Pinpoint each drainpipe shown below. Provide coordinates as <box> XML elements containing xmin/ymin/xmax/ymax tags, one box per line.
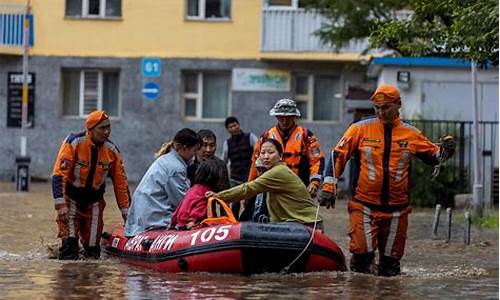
<box><xmin>471</xmin><ymin>60</ymin><xmax>483</xmax><ymax>218</ymax></box>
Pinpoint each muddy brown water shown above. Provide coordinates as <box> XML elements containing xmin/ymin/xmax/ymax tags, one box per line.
<box><xmin>0</xmin><ymin>182</ymin><xmax>498</xmax><ymax>299</ymax></box>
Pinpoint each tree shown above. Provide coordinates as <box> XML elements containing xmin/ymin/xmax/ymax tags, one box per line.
<box><xmin>304</xmin><ymin>0</ymin><xmax>498</xmax><ymax>67</ymax></box>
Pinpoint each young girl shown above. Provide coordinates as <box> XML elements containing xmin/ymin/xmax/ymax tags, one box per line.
<box><xmin>170</xmin><ymin>159</ymin><xmax>228</xmax><ymax>230</ymax></box>
<box><xmin>124</xmin><ymin>128</ymin><xmax>201</xmax><ymax>237</ymax></box>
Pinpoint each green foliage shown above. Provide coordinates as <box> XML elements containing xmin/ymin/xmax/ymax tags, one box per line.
<box><xmin>409</xmin><ymin>160</ymin><xmax>463</xmax><ymax>207</ymax></box>
<box><xmin>477</xmin><ymin>211</ymin><xmax>499</xmax><ymax>230</ymax></box>
<box><xmin>304</xmin><ymin>0</ymin><xmax>499</xmax><ymax>67</ymax></box>
<box><xmin>407</xmin><ymin>119</ymin><xmax>464</xmax><ymax>207</ymax></box>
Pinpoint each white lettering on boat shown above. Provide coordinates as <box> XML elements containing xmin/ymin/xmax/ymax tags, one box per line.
<box><xmin>125</xmin><ymin>235</ymin><xmax>146</xmax><ymax>251</ymax></box>
<box><xmin>150</xmin><ymin>234</ymin><xmax>178</xmax><ymax>252</ymax></box>
<box><xmin>190</xmin><ymin>225</ymin><xmax>231</xmax><ymax>245</ymax></box>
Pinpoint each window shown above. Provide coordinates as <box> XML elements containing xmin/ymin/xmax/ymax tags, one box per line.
<box><xmin>265</xmin><ymin>0</ymin><xmax>306</xmax><ymax>9</ymax></box>
<box><xmin>65</xmin><ymin>0</ymin><xmax>121</xmax><ymax>18</ymax></box>
<box><xmin>293</xmin><ymin>74</ymin><xmax>342</xmax><ymax>122</ymax></box>
<box><xmin>62</xmin><ymin>69</ymin><xmax>120</xmax><ymax>117</ymax></box>
<box><xmin>186</xmin><ymin>0</ymin><xmax>231</xmax><ymax>20</ymax></box>
<box><xmin>183</xmin><ymin>71</ymin><xmax>230</xmax><ymax>119</ymax></box>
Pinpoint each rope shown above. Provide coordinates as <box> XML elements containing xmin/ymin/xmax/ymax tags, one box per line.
<box><xmin>431</xmin><ymin>145</ymin><xmax>450</xmax><ymax>180</ymax></box>
<box><xmin>280</xmin><ymin>200</ymin><xmax>321</xmax><ymax>274</ymax></box>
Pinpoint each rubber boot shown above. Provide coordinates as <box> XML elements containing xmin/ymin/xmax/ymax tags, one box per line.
<box><xmin>58</xmin><ymin>237</ymin><xmax>79</xmax><ymax>260</ymax></box>
<box><xmin>83</xmin><ymin>245</ymin><xmax>101</xmax><ymax>259</ymax></box>
<box><xmin>350</xmin><ymin>252</ymin><xmax>375</xmax><ymax>274</ymax></box>
<box><xmin>378</xmin><ymin>255</ymin><xmax>401</xmax><ymax>276</ymax></box>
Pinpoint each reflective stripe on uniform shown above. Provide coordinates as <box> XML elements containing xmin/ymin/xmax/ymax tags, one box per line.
<box><xmin>68</xmin><ymin>199</ymin><xmax>77</xmax><ymax>238</ymax></box>
<box><xmin>54</xmin><ymin>197</ymin><xmax>65</xmax><ymax>206</ymax></box>
<box><xmin>365</xmin><ymin>146</ymin><xmax>376</xmax><ymax>181</ymax></box>
<box><xmin>363</xmin><ymin>206</ymin><xmax>373</xmax><ymax>252</ymax></box>
<box><xmin>395</xmin><ymin>151</ymin><xmax>410</xmax><ymax>182</ymax></box>
<box><xmin>384</xmin><ymin>211</ymin><xmax>401</xmax><ymax>256</ymax></box>
<box><xmin>73</xmin><ymin>164</ymin><xmax>81</xmax><ymax>186</ymax></box>
<box><xmin>89</xmin><ymin>202</ymin><xmax>100</xmax><ymax>246</ymax></box>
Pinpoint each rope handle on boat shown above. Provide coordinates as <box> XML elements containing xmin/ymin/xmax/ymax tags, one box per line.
<box><xmin>280</xmin><ymin>200</ymin><xmax>321</xmax><ymax>274</ymax></box>
<box><xmin>200</xmin><ymin>196</ymin><xmax>238</xmax><ymax>226</ymax></box>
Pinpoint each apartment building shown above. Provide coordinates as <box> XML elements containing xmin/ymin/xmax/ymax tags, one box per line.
<box><xmin>0</xmin><ymin>0</ymin><xmax>370</xmax><ymax>181</ymax></box>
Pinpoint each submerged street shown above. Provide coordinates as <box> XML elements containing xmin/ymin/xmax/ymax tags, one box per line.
<box><xmin>0</xmin><ymin>181</ymin><xmax>497</xmax><ymax>299</ymax></box>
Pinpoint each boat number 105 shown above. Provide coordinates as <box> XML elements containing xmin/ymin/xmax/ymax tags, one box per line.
<box><xmin>190</xmin><ymin>225</ymin><xmax>231</xmax><ymax>245</ymax></box>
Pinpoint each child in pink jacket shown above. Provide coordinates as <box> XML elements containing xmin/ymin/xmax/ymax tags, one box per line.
<box><xmin>170</xmin><ymin>159</ymin><xmax>228</xmax><ymax>230</ymax></box>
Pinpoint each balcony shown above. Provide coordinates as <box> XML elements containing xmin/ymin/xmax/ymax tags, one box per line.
<box><xmin>261</xmin><ymin>8</ymin><xmax>367</xmax><ymax>53</ymax></box>
<box><xmin>0</xmin><ymin>3</ymin><xmax>33</xmax><ymax>49</ymax></box>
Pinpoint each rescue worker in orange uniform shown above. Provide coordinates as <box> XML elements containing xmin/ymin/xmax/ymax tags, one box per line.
<box><xmin>317</xmin><ymin>84</ymin><xmax>456</xmax><ymax>276</ymax></box>
<box><xmin>248</xmin><ymin>99</ymin><xmax>325</xmax><ymax>196</ymax></box>
<box><xmin>52</xmin><ymin>110</ymin><xmax>130</xmax><ymax>259</ymax></box>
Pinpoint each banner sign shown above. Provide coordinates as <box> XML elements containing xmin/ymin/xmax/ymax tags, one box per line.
<box><xmin>232</xmin><ymin>68</ymin><xmax>290</xmax><ymax>92</ymax></box>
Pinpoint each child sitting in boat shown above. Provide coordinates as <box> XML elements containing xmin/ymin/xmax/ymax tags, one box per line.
<box><xmin>170</xmin><ymin>159</ymin><xmax>228</xmax><ymax>230</ymax></box>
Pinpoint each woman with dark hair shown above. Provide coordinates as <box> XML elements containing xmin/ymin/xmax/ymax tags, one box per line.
<box><xmin>206</xmin><ymin>138</ymin><xmax>322</xmax><ymax>228</ymax></box>
<box><xmin>170</xmin><ymin>159</ymin><xmax>228</xmax><ymax>230</ymax></box>
<box><xmin>125</xmin><ymin>128</ymin><xmax>201</xmax><ymax>237</ymax></box>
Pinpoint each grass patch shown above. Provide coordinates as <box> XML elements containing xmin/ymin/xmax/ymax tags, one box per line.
<box><xmin>477</xmin><ymin>211</ymin><xmax>499</xmax><ymax>230</ymax></box>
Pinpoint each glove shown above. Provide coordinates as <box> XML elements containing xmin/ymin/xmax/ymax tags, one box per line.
<box><xmin>316</xmin><ymin>190</ymin><xmax>336</xmax><ymax>209</ymax></box>
<box><xmin>56</xmin><ymin>206</ymin><xmax>69</xmax><ymax>223</ymax></box>
<box><xmin>439</xmin><ymin>135</ymin><xmax>456</xmax><ymax>159</ymax></box>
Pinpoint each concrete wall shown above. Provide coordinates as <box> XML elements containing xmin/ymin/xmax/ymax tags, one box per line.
<box><xmin>0</xmin><ymin>55</ymin><xmax>364</xmax><ymax>182</ymax></box>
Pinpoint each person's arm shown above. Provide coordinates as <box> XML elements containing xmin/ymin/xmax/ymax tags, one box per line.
<box><xmin>246</xmin><ymin>134</ymin><xmax>264</xmax><ymax>182</ymax></box>
<box><xmin>217</xmin><ymin>165</ymin><xmax>283</xmax><ymax>202</ymax></box>
<box><xmin>165</xmin><ymin>170</ymin><xmax>190</xmax><ymax>216</ymax></box>
<box><xmin>52</xmin><ymin>136</ymin><xmax>75</xmax><ymax>217</ymax></box>
<box><xmin>412</xmin><ymin>122</ymin><xmax>456</xmax><ymax>165</ymax></box>
<box><xmin>320</xmin><ymin>124</ymin><xmax>361</xmax><ymax>201</ymax></box>
<box><xmin>304</xmin><ymin>130</ymin><xmax>325</xmax><ymax>195</ymax></box>
<box><xmin>249</xmin><ymin>133</ymin><xmax>258</xmax><ymax>148</ymax></box>
<box><xmin>109</xmin><ymin>144</ymin><xmax>131</xmax><ymax>221</ymax></box>
<box><xmin>222</xmin><ymin>140</ymin><xmax>229</xmax><ymax>164</ymax></box>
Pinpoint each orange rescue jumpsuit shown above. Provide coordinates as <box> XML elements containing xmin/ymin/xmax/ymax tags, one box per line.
<box><xmin>52</xmin><ymin>131</ymin><xmax>130</xmax><ymax>256</ymax></box>
<box><xmin>248</xmin><ymin>125</ymin><xmax>325</xmax><ymax>187</ymax></box>
<box><xmin>322</xmin><ymin>117</ymin><xmax>440</xmax><ymax>266</ymax></box>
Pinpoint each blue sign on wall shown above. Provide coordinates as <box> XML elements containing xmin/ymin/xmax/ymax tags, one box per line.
<box><xmin>142</xmin><ymin>58</ymin><xmax>161</xmax><ymax>77</ymax></box>
<box><xmin>142</xmin><ymin>82</ymin><xmax>160</xmax><ymax>101</ymax></box>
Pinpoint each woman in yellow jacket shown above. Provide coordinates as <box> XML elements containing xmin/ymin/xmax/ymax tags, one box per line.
<box><xmin>206</xmin><ymin>138</ymin><xmax>322</xmax><ymax>229</ymax></box>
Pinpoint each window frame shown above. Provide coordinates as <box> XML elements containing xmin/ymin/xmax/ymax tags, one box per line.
<box><xmin>185</xmin><ymin>0</ymin><xmax>232</xmax><ymax>21</ymax></box>
<box><xmin>62</xmin><ymin>68</ymin><xmax>121</xmax><ymax>119</ymax></box>
<box><xmin>182</xmin><ymin>71</ymin><xmax>231</xmax><ymax>121</ymax></box>
<box><xmin>264</xmin><ymin>0</ymin><xmax>303</xmax><ymax>10</ymax></box>
<box><xmin>293</xmin><ymin>73</ymin><xmax>343</xmax><ymax>124</ymax></box>
<box><xmin>66</xmin><ymin>0</ymin><xmax>122</xmax><ymax>19</ymax></box>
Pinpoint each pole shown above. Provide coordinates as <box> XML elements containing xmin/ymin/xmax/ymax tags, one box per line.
<box><xmin>471</xmin><ymin>60</ymin><xmax>483</xmax><ymax>218</ymax></box>
<box><xmin>431</xmin><ymin>204</ymin><xmax>442</xmax><ymax>239</ymax></box>
<box><xmin>445</xmin><ymin>208</ymin><xmax>452</xmax><ymax>243</ymax></box>
<box><xmin>16</xmin><ymin>0</ymin><xmax>31</xmax><ymax>192</ymax></box>
<box><xmin>20</xmin><ymin>0</ymin><xmax>30</xmax><ymax>156</ymax></box>
<box><xmin>464</xmin><ymin>211</ymin><xmax>471</xmax><ymax>245</ymax></box>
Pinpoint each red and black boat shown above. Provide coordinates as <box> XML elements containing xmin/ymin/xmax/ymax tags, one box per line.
<box><xmin>101</xmin><ymin>222</ymin><xmax>346</xmax><ymax>274</ymax></box>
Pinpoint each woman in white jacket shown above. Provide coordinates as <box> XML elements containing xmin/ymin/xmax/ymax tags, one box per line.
<box><xmin>125</xmin><ymin>128</ymin><xmax>201</xmax><ymax>237</ymax></box>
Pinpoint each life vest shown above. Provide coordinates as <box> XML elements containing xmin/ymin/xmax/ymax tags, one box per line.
<box><xmin>262</xmin><ymin>125</ymin><xmax>310</xmax><ymax>185</ymax></box>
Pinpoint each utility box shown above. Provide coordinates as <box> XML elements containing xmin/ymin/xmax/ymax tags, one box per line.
<box><xmin>15</xmin><ymin>156</ymin><xmax>31</xmax><ymax>191</ymax></box>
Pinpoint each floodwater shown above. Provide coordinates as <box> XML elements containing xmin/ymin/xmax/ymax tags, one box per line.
<box><xmin>0</xmin><ymin>181</ymin><xmax>498</xmax><ymax>299</ymax></box>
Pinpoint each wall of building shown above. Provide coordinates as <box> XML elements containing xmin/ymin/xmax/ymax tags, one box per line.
<box><xmin>376</xmin><ymin>66</ymin><xmax>499</xmax><ymax>121</ymax></box>
<box><xmin>0</xmin><ymin>55</ymin><xmax>363</xmax><ymax>182</ymax></box>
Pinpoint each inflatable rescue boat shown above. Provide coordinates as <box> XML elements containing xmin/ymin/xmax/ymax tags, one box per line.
<box><xmin>101</xmin><ymin>222</ymin><xmax>346</xmax><ymax>274</ymax></box>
